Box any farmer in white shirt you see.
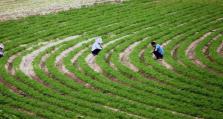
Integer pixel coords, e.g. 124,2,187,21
0,43,4,58
92,37,103,56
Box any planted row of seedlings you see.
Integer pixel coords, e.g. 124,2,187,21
0,0,223,118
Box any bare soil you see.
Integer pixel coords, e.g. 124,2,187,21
0,0,124,21
86,54,103,73
171,44,179,59
186,32,211,67
0,76,26,96
5,52,21,75
20,35,79,82
202,34,222,62
105,50,117,70
217,41,223,56
55,37,95,88
119,42,140,72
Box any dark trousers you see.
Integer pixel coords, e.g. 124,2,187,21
153,51,163,59
0,54,3,58
92,49,101,56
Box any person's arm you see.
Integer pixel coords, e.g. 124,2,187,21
96,43,102,49
154,45,158,51
151,46,155,54
99,43,103,49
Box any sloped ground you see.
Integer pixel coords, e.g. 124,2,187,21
0,0,223,118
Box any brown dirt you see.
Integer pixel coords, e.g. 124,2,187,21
71,49,86,72
186,32,212,67
40,52,51,76
86,54,103,73
139,49,145,59
5,52,21,75
20,35,79,87
170,44,187,67
158,59,173,70
55,37,95,88
105,50,117,70
74,48,120,83
217,41,223,56
171,44,179,59
202,34,222,62
0,76,27,96
119,42,140,72
20,35,79,78
39,47,61,79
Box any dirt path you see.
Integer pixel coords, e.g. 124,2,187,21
0,76,26,96
20,35,80,81
158,59,173,70
5,52,21,75
105,50,117,70
0,0,124,21
202,34,222,61
217,41,223,56
186,32,212,67
119,42,140,72
170,44,186,67
40,47,61,76
55,37,95,88
86,54,103,73
171,44,179,58
170,34,184,58
5,41,49,76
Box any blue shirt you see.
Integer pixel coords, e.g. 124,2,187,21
155,44,164,55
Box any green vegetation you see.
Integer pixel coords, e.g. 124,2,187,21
0,0,223,118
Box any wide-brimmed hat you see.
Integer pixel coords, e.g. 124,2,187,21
0,43,4,49
96,37,103,44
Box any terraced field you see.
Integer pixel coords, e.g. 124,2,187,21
0,0,223,118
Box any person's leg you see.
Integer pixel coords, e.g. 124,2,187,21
153,51,159,59
160,54,163,59
94,49,101,55
92,51,96,56
92,49,99,56
153,51,163,59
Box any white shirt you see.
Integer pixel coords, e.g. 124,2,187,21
91,37,103,51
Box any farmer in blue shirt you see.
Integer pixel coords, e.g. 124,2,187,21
151,41,164,59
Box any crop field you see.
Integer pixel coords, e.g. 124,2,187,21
0,0,223,118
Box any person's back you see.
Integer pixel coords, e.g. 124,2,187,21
151,41,164,59
91,37,103,56
155,44,164,55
